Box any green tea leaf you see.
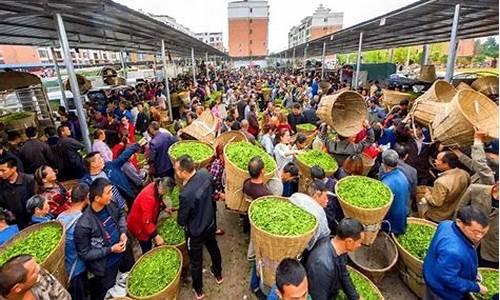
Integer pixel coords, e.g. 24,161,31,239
296,149,338,173
396,223,436,261
336,176,392,208
158,217,185,246
336,269,382,300
296,123,316,132
226,141,277,173
169,141,214,163
475,269,499,300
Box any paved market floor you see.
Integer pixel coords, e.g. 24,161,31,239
176,202,418,300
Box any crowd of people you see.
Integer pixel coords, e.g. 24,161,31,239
0,67,498,300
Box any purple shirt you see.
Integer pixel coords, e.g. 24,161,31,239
92,140,113,162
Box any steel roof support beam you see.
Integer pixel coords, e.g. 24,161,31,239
445,4,461,81
161,39,173,121
321,41,326,80
191,48,196,84
353,32,363,89
119,51,127,79
55,13,91,152
49,46,68,110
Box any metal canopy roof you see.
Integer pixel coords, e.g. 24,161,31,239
275,0,499,58
0,0,227,58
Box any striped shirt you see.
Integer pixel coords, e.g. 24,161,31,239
91,172,126,209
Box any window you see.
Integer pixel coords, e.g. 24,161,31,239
249,39,253,44
323,27,327,31
0,50,4,64
324,18,328,22
250,8,253,13
210,37,214,42
38,49,49,59
249,29,253,34
55,50,62,59
249,18,253,23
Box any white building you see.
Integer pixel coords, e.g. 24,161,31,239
288,4,343,49
37,48,120,65
196,32,225,52
138,9,197,38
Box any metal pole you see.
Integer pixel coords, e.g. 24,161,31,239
161,40,173,121
55,13,91,152
353,32,363,89
205,52,209,79
292,47,296,71
421,44,430,66
120,51,127,79
321,41,326,80
153,54,157,78
388,48,394,63
445,4,461,82
303,45,307,76
405,47,411,67
191,47,196,85
49,47,68,109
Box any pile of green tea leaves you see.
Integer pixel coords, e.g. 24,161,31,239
158,217,185,246
225,141,276,173
475,269,499,300
396,223,436,261
0,225,62,266
296,123,316,132
163,186,180,209
0,112,33,122
336,176,392,209
169,141,214,163
250,198,316,236
128,247,181,297
337,269,382,300
296,149,338,173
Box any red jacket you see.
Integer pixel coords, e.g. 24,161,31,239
127,182,161,241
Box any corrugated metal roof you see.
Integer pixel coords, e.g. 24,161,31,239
0,0,227,57
275,0,499,57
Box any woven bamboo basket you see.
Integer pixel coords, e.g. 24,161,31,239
431,89,499,147
168,140,214,169
127,246,182,300
392,218,437,277
418,65,437,82
249,196,318,286
65,74,92,94
457,81,474,91
470,268,499,300
397,259,426,298
213,130,247,151
223,142,277,213
157,218,188,268
0,112,37,131
348,232,398,284
409,99,448,127
346,265,385,300
471,76,499,98
316,91,367,137
416,79,457,103
295,150,337,193
179,110,218,144
382,89,411,109
360,153,375,176
0,221,67,285
335,176,393,245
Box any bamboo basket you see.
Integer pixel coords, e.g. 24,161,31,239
262,88,272,101
397,259,426,299
178,91,190,106
382,89,411,109
418,65,437,82
60,179,81,191
346,265,385,300
168,140,214,169
65,74,92,94
213,130,247,151
431,89,499,147
127,246,182,300
392,218,437,277
316,91,367,137
179,110,218,144
470,268,499,300
157,218,188,268
249,196,318,286
348,232,398,284
415,80,457,103
360,153,375,176
295,150,337,193
0,221,67,285
335,176,393,245
457,81,474,91
319,80,332,94
223,142,277,213
409,99,448,127
471,76,499,98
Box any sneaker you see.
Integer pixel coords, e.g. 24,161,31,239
210,268,224,284
193,289,205,299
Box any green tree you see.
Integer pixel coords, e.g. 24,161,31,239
472,54,487,65
481,37,499,58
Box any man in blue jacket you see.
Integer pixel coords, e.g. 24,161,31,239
82,139,146,210
423,205,490,300
380,149,409,235
147,121,178,178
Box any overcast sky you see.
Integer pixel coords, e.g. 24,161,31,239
115,0,419,53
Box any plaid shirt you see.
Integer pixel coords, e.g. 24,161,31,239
209,158,225,199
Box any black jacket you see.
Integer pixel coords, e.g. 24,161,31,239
177,169,215,237
19,139,57,174
74,203,127,276
287,112,307,133
305,237,359,300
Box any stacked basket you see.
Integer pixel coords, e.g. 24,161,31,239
409,80,457,127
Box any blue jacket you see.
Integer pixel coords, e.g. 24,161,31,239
378,128,397,149
82,143,140,201
381,168,409,235
423,221,480,300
